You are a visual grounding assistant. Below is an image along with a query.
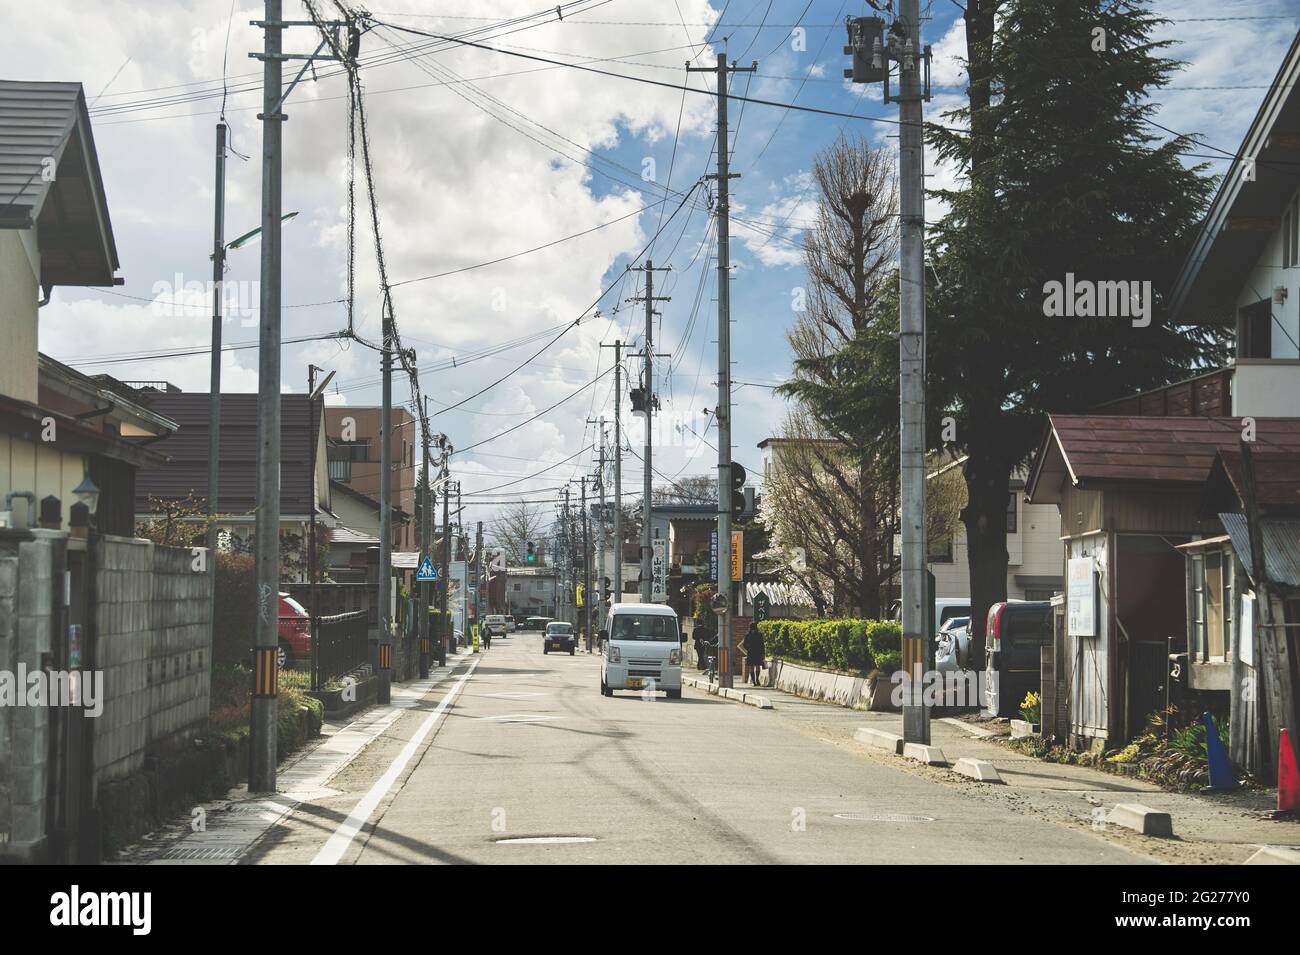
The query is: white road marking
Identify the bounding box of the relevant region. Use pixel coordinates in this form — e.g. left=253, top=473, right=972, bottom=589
left=495, top=836, right=596, bottom=845
left=474, top=713, right=561, bottom=723
left=311, top=657, right=480, bottom=866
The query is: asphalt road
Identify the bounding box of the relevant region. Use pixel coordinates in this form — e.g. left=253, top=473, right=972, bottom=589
left=247, top=632, right=1143, bottom=865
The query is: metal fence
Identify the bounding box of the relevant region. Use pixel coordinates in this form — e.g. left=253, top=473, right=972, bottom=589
left=312, top=610, right=369, bottom=691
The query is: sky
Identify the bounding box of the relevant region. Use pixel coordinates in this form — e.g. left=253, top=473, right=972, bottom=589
left=5, top=0, right=1297, bottom=536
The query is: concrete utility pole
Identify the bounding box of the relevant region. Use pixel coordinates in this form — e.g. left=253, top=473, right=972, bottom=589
left=896, top=0, right=929, bottom=745
left=601, top=340, right=623, bottom=603
left=630, top=263, right=670, bottom=602
left=250, top=2, right=284, bottom=792
left=688, top=52, right=755, bottom=689
left=581, top=477, right=592, bottom=646
left=206, top=120, right=226, bottom=678
left=842, top=2, right=932, bottom=742
left=594, top=419, right=608, bottom=643
left=439, top=472, right=453, bottom=662
left=376, top=309, right=394, bottom=703
left=418, top=399, right=432, bottom=678
left=474, top=520, right=484, bottom=646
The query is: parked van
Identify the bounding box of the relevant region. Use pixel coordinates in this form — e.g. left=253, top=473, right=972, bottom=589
left=982, top=600, right=1053, bottom=717
left=599, top=602, right=684, bottom=699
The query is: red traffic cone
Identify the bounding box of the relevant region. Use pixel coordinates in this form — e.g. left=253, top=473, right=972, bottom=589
left=1279, top=728, right=1300, bottom=812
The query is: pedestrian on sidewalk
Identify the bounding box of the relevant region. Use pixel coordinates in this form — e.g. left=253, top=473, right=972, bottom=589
left=694, top=623, right=712, bottom=671
left=743, top=622, right=765, bottom=686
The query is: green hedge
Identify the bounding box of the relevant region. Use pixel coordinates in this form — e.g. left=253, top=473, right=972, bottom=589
left=757, top=618, right=902, bottom=674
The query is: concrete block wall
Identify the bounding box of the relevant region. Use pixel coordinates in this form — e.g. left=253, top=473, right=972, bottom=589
left=0, top=532, right=60, bottom=857
left=94, top=536, right=212, bottom=787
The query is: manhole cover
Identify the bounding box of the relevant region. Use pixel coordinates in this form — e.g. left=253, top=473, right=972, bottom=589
left=494, top=836, right=597, bottom=845
left=159, top=845, right=242, bottom=860
left=833, top=812, right=935, bottom=823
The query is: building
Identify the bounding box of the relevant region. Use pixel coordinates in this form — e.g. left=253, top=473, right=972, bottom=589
left=506, top=564, right=557, bottom=619
left=325, top=406, right=417, bottom=551
left=133, top=391, right=335, bottom=582
left=1, top=81, right=208, bottom=862
left=924, top=458, right=1064, bottom=603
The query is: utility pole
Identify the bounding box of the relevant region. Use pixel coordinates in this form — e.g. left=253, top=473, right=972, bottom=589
left=250, top=2, right=285, bottom=792
left=688, top=52, right=755, bottom=689
left=602, top=340, right=623, bottom=604
left=418, top=399, right=432, bottom=678
left=248, top=0, right=348, bottom=792
left=843, top=4, right=932, bottom=740
left=206, top=120, right=226, bottom=684
left=630, top=262, right=671, bottom=602
left=474, top=520, right=484, bottom=647
left=580, top=476, right=592, bottom=649
left=439, top=474, right=453, bottom=661
left=590, top=418, right=608, bottom=646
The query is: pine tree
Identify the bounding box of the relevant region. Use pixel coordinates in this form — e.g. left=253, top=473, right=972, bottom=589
left=923, top=0, right=1227, bottom=665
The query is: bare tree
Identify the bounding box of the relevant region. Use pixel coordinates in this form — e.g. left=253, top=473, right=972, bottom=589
left=489, top=500, right=547, bottom=563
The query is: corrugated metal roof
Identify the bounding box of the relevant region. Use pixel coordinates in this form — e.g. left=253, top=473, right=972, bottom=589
left=329, top=526, right=379, bottom=546
left=1218, top=513, right=1300, bottom=589
left=0, top=80, right=118, bottom=285
left=134, top=393, right=320, bottom=516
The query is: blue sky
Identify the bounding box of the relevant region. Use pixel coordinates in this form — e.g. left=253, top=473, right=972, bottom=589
left=10, top=0, right=1298, bottom=532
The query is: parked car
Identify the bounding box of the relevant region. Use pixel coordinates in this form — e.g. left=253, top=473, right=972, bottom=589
left=278, top=593, right=311, bottom=669
left=934, top=615, right=971, bottom=673
left=543, top=621, right=576, bottom=655
left=505, top=615, right=517, bottom=633
left=483, top=614, right=509, bottom=639
left=524, top=615, right=553, bottom=632
left=983, top=601, right=1053, bottom=717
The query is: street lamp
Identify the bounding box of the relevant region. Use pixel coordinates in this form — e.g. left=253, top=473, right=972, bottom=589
left=72, top=475, right=100, bottom=517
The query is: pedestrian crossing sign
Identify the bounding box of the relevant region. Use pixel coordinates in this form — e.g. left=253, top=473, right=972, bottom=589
left=416, top=556, right=437, bottom=581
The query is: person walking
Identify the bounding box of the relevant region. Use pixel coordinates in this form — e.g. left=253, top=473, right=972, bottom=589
left=694, top=623, right=712, bottom=672
left=742, top=622, right=765, bottom=686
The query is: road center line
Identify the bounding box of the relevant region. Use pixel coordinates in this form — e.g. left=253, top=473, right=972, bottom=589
left=311, top=657, right=481, bottom=866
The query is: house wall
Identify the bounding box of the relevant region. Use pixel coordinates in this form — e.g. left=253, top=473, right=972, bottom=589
left=927, top=494, right=1064, bottom=600
left=0, top=433, right=85, bottom=530
left=324, top=407, right=416, bottom=550
left=1232, top=184, right=1300, bottom=415
left=0, top=231, right=39, bottom=405
left=1063, top=532, right=1110, bottom=746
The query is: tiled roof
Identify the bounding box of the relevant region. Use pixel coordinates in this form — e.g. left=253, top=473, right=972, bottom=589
left=1209, top=449, right=1300, bottom=511
left=0, top=80, right=118, bottom=285
left=1034, top=415, right=1300, bottom=490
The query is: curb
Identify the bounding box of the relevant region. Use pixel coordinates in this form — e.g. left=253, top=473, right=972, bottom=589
left=683, top=675, right=773, bottom=709
left=953, top=757, right=1004, bottom=783
left=937, top=717, right=999, bottom=738
left=854, top=727, right=904, bottom=754
left=1107, top=803, right=1174, bottom=838
left=1244, top=845, right=1300, bottom=865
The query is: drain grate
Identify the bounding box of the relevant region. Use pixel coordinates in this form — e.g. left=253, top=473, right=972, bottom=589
left=833, top=812, right=935, bottom=823
left=494, top=836, right=597, bottom=845
left=159, top=845, right=242, bottom=860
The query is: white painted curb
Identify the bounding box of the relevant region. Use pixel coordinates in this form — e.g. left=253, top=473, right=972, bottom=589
left=903, top=742, right=947, bottom=766
left=1107, top=803, right=1173, bottom=838
left=953, top=757, right=1003, bottom=783
left=855, top=727, right=905, bottom=754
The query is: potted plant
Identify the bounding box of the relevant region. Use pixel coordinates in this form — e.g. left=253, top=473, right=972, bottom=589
left=1011, top=690, right=1042, bottom=738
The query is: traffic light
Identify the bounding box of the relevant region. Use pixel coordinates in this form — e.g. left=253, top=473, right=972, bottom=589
left=729, top=462, right=747, bottom=523
left=526, top=541, right=536, bottom=562
left=843, top=16, right=886, bottom=84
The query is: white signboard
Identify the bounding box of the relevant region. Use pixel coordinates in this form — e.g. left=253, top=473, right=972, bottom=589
left=651, top=539, right=668, bottom=603
left=1067, top=556, right=1096, bottom=637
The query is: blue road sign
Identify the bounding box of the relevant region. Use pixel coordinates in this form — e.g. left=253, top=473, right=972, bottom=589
left=416, top=556, right=437, bottom=582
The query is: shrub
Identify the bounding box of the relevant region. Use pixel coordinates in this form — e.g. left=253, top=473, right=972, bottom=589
left=213, top=552, right=257, bottom=666
left=756, top=617, right=897, bottom=673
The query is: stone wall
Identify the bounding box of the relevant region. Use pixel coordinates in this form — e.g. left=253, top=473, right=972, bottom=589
left=93, top=535, right=212, bottom=786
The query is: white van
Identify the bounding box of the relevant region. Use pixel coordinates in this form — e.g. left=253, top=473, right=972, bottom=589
left=599, top=602, right=683, bottom=699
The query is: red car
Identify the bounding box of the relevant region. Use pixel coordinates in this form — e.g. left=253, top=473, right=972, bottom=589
left=278, top=593, right=311, bottom=669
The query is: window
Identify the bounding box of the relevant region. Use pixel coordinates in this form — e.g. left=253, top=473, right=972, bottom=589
left=1285, top=195, right=1299, bottom=268
left=928, top=535, right=954, bottom=563
left=1189, top=549, right=1233, bottom=662
left=1006, top=492, right=1018, bottom=534
left=1239, top=299, right=1272, bottom=359
left=332, top=439, right=372, bottom=462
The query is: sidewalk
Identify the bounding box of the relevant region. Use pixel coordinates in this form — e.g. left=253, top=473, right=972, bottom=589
left=693, top=671, right=1300, bottom=864
left=114, top=648, right=478, bottom=865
